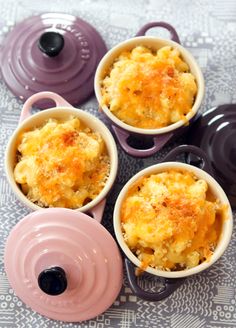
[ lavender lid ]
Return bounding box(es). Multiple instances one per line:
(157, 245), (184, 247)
(187, 104), (236, 209)
(0, 13), (107, 107)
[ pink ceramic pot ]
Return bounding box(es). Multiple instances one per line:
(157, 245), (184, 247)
(5, 91), (118, 222)
(94, 22), (204, 157)
(4, 94), (122, 321)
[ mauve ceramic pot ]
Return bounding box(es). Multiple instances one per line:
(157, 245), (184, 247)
(5, 91), (118, 222)
(0, 13), (107, 108)
(94, 22), (205, 157)
(113, 145), (233, 301)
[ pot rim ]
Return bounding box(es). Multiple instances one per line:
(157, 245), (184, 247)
(94, 36), (205, 135)
(113, 162), (233, 278)
(5, 106), (118, 213)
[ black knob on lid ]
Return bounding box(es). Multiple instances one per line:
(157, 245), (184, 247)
(38, 32), (64, 57)
(186, 153), (204, 168)
(38, 266), (67, 296)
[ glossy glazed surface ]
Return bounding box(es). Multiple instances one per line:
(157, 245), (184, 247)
(0, 13), (107, 107)
(4, 209), (123, 322)
(187, 105), (236, 208)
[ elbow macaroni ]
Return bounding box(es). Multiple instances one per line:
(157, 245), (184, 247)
(14, 117), (110, 209)
(121, 169), (225, 271)
(101, 46), (197, 129)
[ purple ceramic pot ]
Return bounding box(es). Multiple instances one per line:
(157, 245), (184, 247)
(114, 145), (233, 301)
(187, 104), (236, 209)
(94, 22), (204, 157)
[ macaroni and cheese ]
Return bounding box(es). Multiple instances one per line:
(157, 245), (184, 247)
(101, 46), (197, 129)
(121, 169), (225, 271)
(14, 117), (110, 209)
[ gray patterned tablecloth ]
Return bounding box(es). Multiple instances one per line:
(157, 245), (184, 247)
(0, 0), (236, 327)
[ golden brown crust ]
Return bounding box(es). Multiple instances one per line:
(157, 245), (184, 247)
(121, 169), (225, 271)
(101, 46), (197, 129)
(14, 117), (110, 209)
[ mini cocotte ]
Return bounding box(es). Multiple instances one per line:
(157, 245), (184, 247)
(114, 160), (233, 279)
(101, 46), (197, 129)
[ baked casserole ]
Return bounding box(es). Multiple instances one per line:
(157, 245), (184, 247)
(14, 117), (110, 209)
(121, 169), (225, 271)
(101, 46), (197, 129)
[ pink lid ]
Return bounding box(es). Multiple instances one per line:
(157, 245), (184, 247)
(0, 13), (107, 107)
(4, 209), (123, 322)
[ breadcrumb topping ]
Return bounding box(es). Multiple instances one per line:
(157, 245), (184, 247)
(101, 46), (197, 129)
(14, 117), (110, 209)
(121, 169), (225, 271)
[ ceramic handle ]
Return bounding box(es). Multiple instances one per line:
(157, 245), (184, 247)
(125, 259), (183, 301)
(162, 144), (213, 175)
(38, 32), (64, 57)
(38, 267), (67, 296)
(136, 22), (181, 44)
(86, 199), (106, 223)
(112, 125), (173, 158)
(19, 91), (73, 123)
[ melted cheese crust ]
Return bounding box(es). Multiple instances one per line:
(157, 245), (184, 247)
(101, 46), (197, 129)
(14, 117), (110, 209)
(121, 169), (225, 271)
